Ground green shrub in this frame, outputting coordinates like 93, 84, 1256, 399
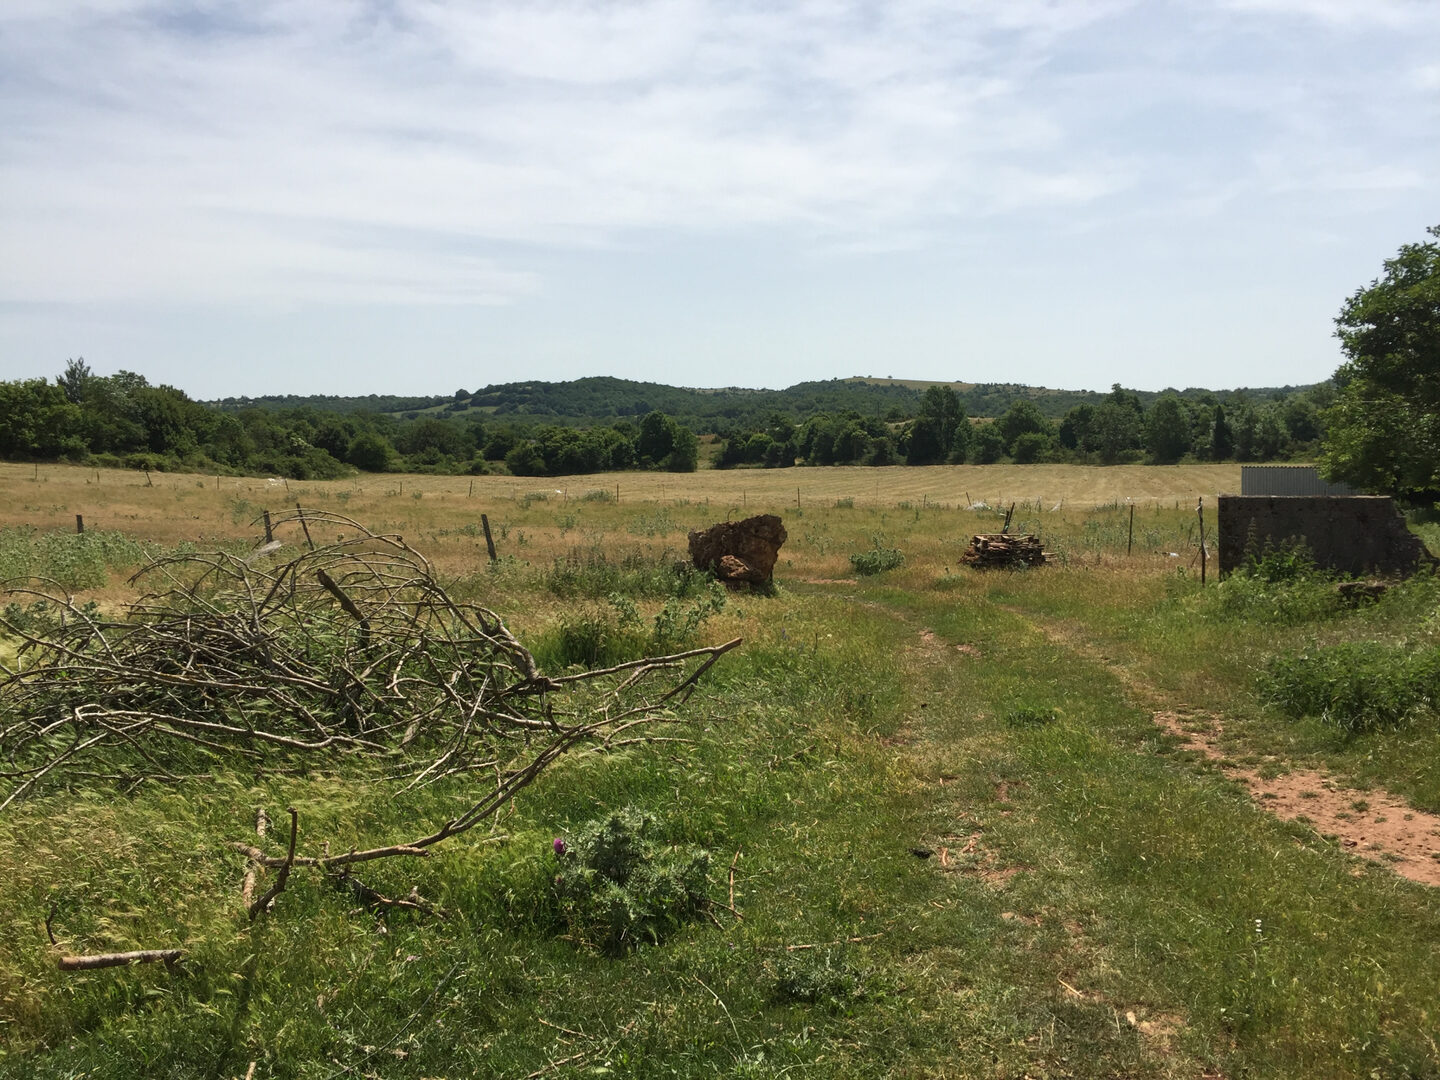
529, 605, 646, 670
850, 542, 904, 576
1, 598, 100, 635
530, 585, 725, 671
649, 582, 727, 653
1260, 641, 1440, 733
0, 527, 153, 590
1204, 543, 1341, 624
541, 546, 711, 599
1237, 539, 1328, 584
552, 808, 712, 954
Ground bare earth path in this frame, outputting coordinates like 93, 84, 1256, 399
1002, 609, 1440, 888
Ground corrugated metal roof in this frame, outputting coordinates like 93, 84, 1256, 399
1239, 466, 1357, 496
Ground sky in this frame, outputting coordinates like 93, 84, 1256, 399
1, 0, 1437, 399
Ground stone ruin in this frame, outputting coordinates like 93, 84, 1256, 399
688, 514, 787, 587
1217, 495, 1435, 578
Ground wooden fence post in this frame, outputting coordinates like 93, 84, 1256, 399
481, 514, 498, 562
263, 510, 273, 544
1127, 503, 1134, 555
295, 503, 315, 551
75, 514, 84, 535
1197, 496, 1207, 584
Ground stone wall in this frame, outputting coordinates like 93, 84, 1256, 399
1216, 496, 1434, 577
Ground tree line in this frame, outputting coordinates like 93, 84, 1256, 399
0, 361, 698, 479
714, 382, 1333, 469
0, 359, 1333, 480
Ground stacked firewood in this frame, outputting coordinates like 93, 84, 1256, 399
960, 533, 1048, 569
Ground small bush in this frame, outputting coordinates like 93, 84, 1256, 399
850, 541, 904, 576
627, 508, 682, 538
542, 546, 712, 600
530, 605, 645, 670
530, 585, 725, 671
1237, 539, 1327, 584
552, 808, 712, 954
1204, 543, 1341, 625
1, 598, 100, 635
1260, 642, 1440, 733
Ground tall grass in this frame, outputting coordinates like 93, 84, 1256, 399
0, 526, 156, 589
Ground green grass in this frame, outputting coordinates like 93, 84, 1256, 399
0, 526, 159, 590
3, 497, 1440, 1078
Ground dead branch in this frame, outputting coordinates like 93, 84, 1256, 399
240, 808, 268, 907
248, 807, 298, 920
0, 513, 741, 816
58, 949, 182, 971
333, 871, 442, 918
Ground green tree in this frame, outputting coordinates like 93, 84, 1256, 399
972, 423, 1005, 464
347, 432, 394, 472
1089, 401, 1143, 464
1145, 395, 1190, 464
637, 411, 677, 466
996, 400, 1051, 455
1011, 430, 1050, 464
57, 357, 93, 404
1320, 225, 1440, 500
663, 424, 699, 472
1210, 404, 1234, 461
906, 386, 964, 465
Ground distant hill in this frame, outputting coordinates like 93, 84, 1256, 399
211, 392, 452, 414
209, 375, 1316, 431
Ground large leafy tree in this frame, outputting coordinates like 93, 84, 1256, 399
1144, 395, 1189, 464
1320, 225, 1440, 500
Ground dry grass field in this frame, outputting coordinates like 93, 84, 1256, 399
0, 461, 1238, 573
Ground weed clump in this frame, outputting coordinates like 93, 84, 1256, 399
772, 948, 870, 1009
0, 526, 154, 589
1003, 705, 1059, 729
850, 536, 904, 576
1260, 642, 1440, 734
531, 585, 727, 670
552, 808, 712, 954
1203, 541, 1342, 624
542, 546, 711, 599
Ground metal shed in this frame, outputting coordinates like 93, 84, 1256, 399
1238, 465, 1357, 497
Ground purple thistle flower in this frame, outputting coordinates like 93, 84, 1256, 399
553, 837, 567, 856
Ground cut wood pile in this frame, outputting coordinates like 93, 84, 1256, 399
960, 533, 1049, 569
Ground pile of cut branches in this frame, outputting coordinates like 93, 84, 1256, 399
0, 510, 740, 822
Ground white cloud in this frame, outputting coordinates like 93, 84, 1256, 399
1216, 0, 1435, 27
0, 0, 1435, 314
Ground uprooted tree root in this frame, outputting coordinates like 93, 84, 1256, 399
0, 510, 740, 917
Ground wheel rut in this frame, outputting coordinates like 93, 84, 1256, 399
1004, 606, 1440, 888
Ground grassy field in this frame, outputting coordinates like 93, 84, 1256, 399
2, 462, 1438, 1079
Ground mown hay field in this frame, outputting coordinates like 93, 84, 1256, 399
0, 461, 1235, 585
